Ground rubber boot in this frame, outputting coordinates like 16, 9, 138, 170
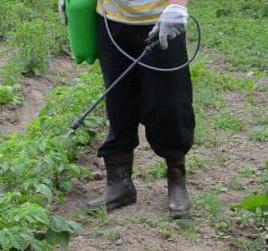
87, 153, 137, 211
167, 158, 191, 218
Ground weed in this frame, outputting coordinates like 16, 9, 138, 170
211, 185, 228, 194
103, 227, 122, 241
232, 209, 257, 228
193, 108, 211, 145
175, 219, 200, 241
0, 85, 19, 105
248, 126, 268, 142
156, 221, 174, 240
124, 216, 136, 225
187, 152, 209, 173
0, 61, 23, 86
214, 112, 245, 132
238, 165, 255, 178
85, 206, 116, 226
216, 217, 232, 233
232, 236, 267, 251
257, 115, 268, 127
142, 161, 167, 182
190, 0, 268, 70
227, 175, 245, 191
212, 148, 231, 168
196, 191, 222, 219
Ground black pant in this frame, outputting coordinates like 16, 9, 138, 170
97, 15, 195, 161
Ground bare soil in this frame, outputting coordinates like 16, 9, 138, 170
0, 54, 85, 133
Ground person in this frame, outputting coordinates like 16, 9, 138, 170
59, 0, 195, 218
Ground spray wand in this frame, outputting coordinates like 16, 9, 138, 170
67, 11, 201, 136
67, 39, 161, 136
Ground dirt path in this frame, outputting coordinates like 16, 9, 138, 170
0, 54, 85, 133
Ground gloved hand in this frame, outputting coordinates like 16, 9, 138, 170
58, 0, 67, 25
149, 5, 189, 50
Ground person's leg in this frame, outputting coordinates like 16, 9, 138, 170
96, 18, 142, 158
88, 15, 143, 210
140, 34, 195, 160
139, 32, 195, 217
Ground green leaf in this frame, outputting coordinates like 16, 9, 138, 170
67, 164, 91, 179
232, 193, 268, 212
10, 233, 29, 250
0, 230, 9, 250
265, 160, 268, 170
49, 216, 82, 234
45, 230, 70, 248
65, 220, 83, 234
59, 178, 73, 192
19, 203, 50, 225
19, 229, 35, 242
35, 184, 53, 202
67, 164, 81, 176
31, 239, 53, 251
50, 216, 68, 232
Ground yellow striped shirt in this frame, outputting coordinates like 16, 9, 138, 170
97, 0, 169, 24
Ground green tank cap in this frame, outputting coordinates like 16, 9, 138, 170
65, 0, 98, 65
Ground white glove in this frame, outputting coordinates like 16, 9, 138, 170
149, 5, 189, 49
58, 0, 67, 25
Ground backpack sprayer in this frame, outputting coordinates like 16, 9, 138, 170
65, 0, 201, 136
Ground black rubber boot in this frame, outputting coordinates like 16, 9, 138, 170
167, 158, 191, 218
87, 153, 137, 211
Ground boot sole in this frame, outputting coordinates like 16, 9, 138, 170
107, 195, 137, 211
87, 195, 137, 212
169, 208, 191, 219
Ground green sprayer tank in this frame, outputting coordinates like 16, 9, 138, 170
65, 0, 97, 65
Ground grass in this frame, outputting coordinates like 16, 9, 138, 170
227, 175, 245, 191
190, 0, 268, 71
238, 165, 255, 178
232, 236, 267, 251
248, 126, 268, 142
0, 85, 20, 105
186, 151, 209, 173
137, 160, 167, 182
175, 219, 200, 241
195, 190, 222, 220
214, 112, 245, 132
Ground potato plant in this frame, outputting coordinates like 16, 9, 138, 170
0, 0, 68, 104
0, 69, 105, 250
